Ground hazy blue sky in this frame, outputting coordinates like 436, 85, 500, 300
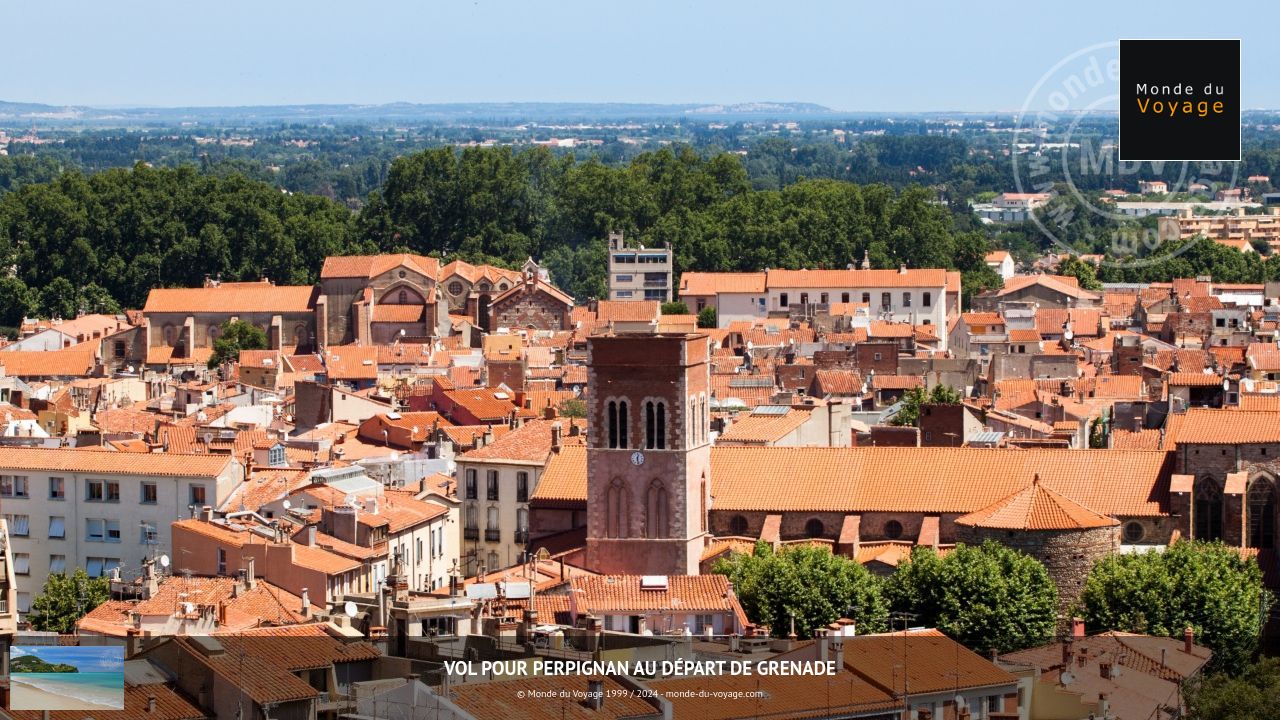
10, 0, 1277, 110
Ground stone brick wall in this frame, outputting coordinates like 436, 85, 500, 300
489, 289, 569, 332
956, 524, 1120, 615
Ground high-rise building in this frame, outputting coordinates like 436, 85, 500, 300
606, 231, 673, 302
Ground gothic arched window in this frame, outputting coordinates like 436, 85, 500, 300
606, 478, 629, 539
645, 400, 666, 449
646, 480, 669, 539
1247, 476, 1277, 549
1195, 476, 1224, 542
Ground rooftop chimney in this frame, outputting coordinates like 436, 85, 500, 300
301, 588, 311, 618
244, 558, 256, 590
201, 505, 213, 522
551, 423, 562, 453
146, 695, 157, 714
815, 628, 829, 663
1184, 626, 1195, 654
305, 525, 317, 547
1062, 637, 1074, 665
1072, 617, 1085, 638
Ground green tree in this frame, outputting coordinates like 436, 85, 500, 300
1081, 540, 1273, 673
557, 397, 587, 418
1057, 255, 1104, 290
29, 568, 110, 634
697, 306, 717, 328
38, 277, 79, 319
660, 301, 689, 315
0, 276, 34, 329
208, 319, 268, 368
714, 542, 888, 639
1185, 657, 1280, 720
885, 542, 1058, 653
890, 383, 963, 427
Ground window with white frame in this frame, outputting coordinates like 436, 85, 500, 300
5, 514, 29, 537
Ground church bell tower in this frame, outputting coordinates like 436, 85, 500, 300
584, 331, 712, 575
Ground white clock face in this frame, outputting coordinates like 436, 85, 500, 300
630, 451, 645, 466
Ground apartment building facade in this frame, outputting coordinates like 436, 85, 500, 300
606, 231, 673, 302
0, 448, 243, 615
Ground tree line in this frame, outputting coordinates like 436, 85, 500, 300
715, 539, 1272, 675
0, 146, 1002, 329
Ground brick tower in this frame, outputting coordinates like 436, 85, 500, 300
584, 331, 712, 575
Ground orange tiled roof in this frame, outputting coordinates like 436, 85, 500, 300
871, 374, 924, 390
460, 418, 587, 462
0, 347, 97, 377
320, 253, 440, 279
323, 346, 379, 380
998, 274, 1099, 300
594, 300, 660, 323
143, 282, 315, 314
571, 574, 743, 614
955, 476, 1119, 530
679, 272, 768, 295
0, 447, 232, 477
868, 321, 915, 338
962, 312, 1004, 326
1168, 371, 1223, 387
1008, 328, 1043, 342
1111, 428, 1163, 450
443, 387, 519, 422
718, 408, 812, 444
766, 268, 949, 289
1173, 408, 1280, 444
1237, 394, 1280, 412
534, 445, 1171, 517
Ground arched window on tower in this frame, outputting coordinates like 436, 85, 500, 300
618, 400, 628, 448
606, 478, 629, 538
646, 480, 669, 539
1195, 476, 1224, 541
645, 401, 666, 449
1247, 476, 1277, 549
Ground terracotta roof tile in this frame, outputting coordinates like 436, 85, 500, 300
679, 272, 768, 295
320, 253, 440, 280
534, 446, 1170, 517
571, 574, 742, 614
718, 408, 812, 444
767, 268, 949, 289
955, 476, 1119, 530
370, 304, 425, 323
0, 447, 232, 477
144, 282, 315, 314
594, 300, 661, 323
323, 346, 379, 381
460, 418, 586, 462
1173, 408, 1280, 444
1110, 428, 1163, 450
0, 347, 97, 377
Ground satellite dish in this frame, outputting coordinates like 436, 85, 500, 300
344, 601, 358, 618
282, 499, 292, 510
1063, 330, 1074, 341
159, 554, 170, 568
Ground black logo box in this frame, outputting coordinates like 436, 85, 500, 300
1119, 39, 1240, 162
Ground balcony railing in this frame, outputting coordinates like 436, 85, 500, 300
514, 530, 529, 544
485, 528, 501, 543
464, 527, 480, 541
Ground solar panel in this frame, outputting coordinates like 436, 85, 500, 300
751, 405, 791, 416
465, 583, 498, 599
502, 582, 532, 599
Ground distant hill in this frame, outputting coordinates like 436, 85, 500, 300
0, 100, 838, 126
11, 655, 78, 673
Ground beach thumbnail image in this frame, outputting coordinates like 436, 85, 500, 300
8, 645, 125, 711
